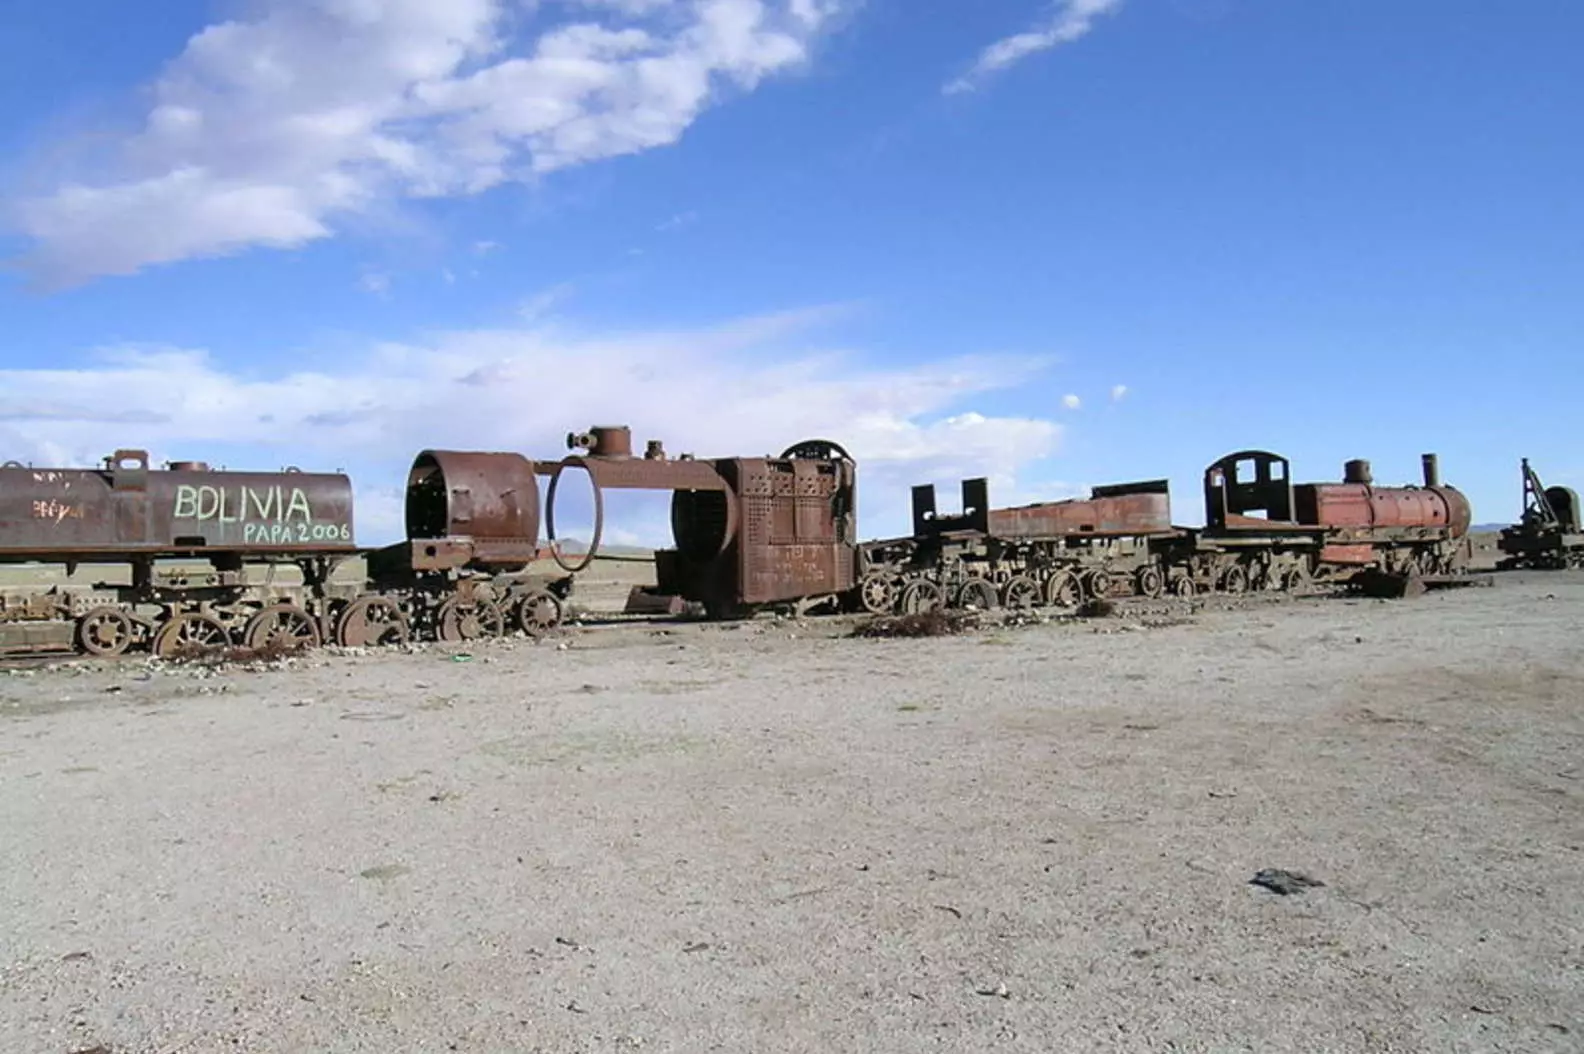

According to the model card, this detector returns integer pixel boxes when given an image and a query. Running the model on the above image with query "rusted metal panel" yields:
[0,451,355,558]
[1319,543,1377,565]
[986,484,1173,539]
[1295,483,1470,537]
[735,458,854,604]
[407,450,540,544]
[1203,450,1297,530]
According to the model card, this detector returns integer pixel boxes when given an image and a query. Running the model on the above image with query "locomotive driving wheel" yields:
[152,612,230,658]
[1084,569,1114,600]
[899,579,944,615]
[436,595,506,642]
[1281,563,1311,593]
[514,590,564,636]
[1168,570,1197,597]
[1001,574,1040,609]
[1220,564,1249,595]
[859,572,897,614]
[1135,565,1164,599]
[76,606,135,657]
[956,578,999,611]
[334,596,410,648]
[1045,569,1082,608]
[243,604,321,652]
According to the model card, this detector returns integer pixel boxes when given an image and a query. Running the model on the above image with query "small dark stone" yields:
[1250,868,1325,895]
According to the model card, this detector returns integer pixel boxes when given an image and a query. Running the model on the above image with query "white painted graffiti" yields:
[173,484,350,545]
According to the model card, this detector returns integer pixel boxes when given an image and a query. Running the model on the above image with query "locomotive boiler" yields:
[0,449,356,560]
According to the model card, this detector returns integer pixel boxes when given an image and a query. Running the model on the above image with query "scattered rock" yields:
[1249,868,1325,895]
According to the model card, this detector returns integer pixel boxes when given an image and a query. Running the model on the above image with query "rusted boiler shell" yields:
[0,451,355,557]
[406,450,541,543]
[1294,483,1472,538]
[985,483,1173,539]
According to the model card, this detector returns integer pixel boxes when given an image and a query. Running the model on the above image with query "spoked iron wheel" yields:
[1220,564,1249,595]
[1281,564,1311,593]
[1135,565,1165,599]
[1001,575,1041,609]
[514,590,564,636]
[76,606,135,657]
[243,604,322,652]
[435,596,506,642]
[1169,571,1197,598]
[956,578,999,611]
[859,572,897,615]
[152,612,231,659]
[1085,569,1114,601]
[1045,569,1082,608]
[899,579,944,615]
[334,596,410,648]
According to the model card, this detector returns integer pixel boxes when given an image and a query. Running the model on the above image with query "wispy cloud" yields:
[944,0,1124,96]
[0,306,1065,545]
[517,281,577,322]
[1110,383,1128,401]
[1062,393,1082,410]
[2,0,844,287]
[656,210,698,233]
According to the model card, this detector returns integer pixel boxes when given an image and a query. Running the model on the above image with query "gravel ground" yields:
[2,571,1582,1053]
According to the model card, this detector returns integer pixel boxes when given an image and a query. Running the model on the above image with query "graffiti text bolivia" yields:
[173,484,350,544]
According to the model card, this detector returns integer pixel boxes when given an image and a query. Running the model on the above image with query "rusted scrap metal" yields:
[0,450,357,558]
[623,585,699,617]
[539,426,858,618]
[1496,458,1584,569]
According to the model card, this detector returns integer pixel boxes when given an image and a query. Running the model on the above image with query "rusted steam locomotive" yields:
[850,449,1473,614]
[0,448,571,657]
[0,426,1475,658]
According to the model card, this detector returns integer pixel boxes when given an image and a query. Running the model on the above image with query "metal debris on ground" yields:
[849,609,981,639]
[1249,868,1326,895]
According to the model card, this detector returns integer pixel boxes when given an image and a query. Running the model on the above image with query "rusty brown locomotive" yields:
[0,428,1481,658]
[0,448,571,658]
[847,449,1473,615]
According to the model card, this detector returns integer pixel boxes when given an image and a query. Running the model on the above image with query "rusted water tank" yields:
[405,450,541,543]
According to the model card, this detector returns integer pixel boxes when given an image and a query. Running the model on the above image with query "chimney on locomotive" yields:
[566,425,634,459]
[1421,453,1441,489]
[1343,458,1372,485]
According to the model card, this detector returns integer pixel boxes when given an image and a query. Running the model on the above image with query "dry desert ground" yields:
[2,559,1582,1053]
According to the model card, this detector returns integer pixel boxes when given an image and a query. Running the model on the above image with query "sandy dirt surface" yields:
[2,569,1582,1053]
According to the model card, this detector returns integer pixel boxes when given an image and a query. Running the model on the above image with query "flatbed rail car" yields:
[1495,459,1584,569]
[853,476,1180,613]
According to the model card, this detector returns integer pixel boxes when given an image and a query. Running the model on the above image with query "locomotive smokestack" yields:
[1422,453,1440,488]
[1343,459,1372,485]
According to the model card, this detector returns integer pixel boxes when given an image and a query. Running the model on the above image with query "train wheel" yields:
[515,590,564,636]
[1002,575,1041,609]
[1045,569,1082,608]
[1169,571,1196,597]
[899,580,944,615]
[152,613,230,659]
[243,604,322,652]
[436,596,506,642]
[335,596,410,648]
[77,606,134,657]
[1135,565,1164,599]
[859,572,897,615]
[1281,564,1311,593]
[1220,564,1249,595]
[956,578,999,611]
[1085,569,1114,600]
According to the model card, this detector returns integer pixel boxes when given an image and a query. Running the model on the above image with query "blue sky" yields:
[0,0,1579,545]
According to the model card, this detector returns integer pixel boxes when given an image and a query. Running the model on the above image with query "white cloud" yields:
[0,307,1064,546]
[517,280,577,320]
[1061,393,1081,410]
[358,270,391,295]
[944,0,1124,96]
[3,0,842,287]
[656,210,698,232]
[1110,383,1128,401]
